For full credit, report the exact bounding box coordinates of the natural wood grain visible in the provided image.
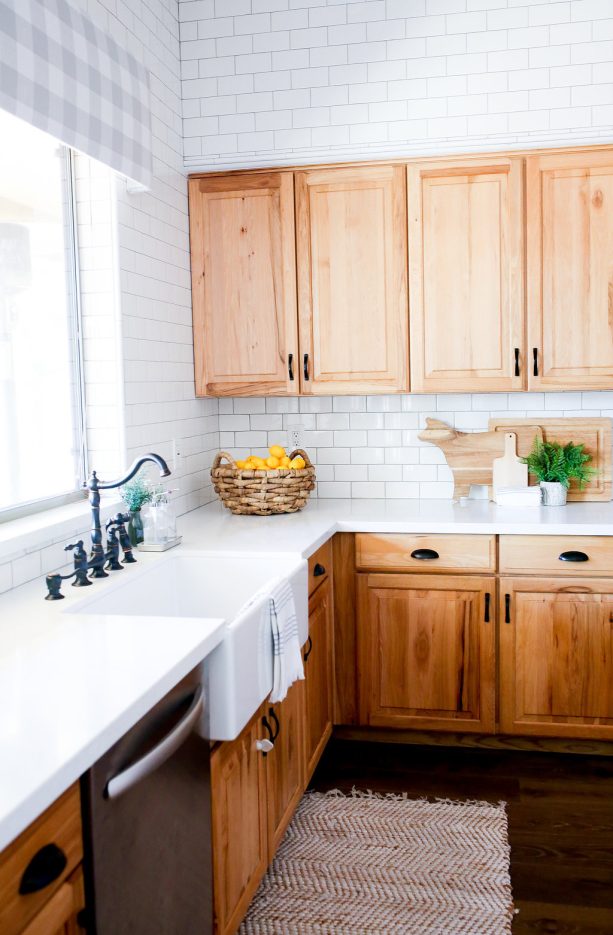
[489,418,612,502]
[189,172,298,397]
[500,577,613,739]
[527,150,613,390]
[493,433,528,492]
[357,573,496,732]
[332,533,358,726]
[500,535,613,577]
[307,539,332,597]
[418,418,507,498]
[295,164,409,394]
[265,682,305,856]
[355,532,497,573]
[0,784,82,935]
[408,156,525,392]
[303,578,334,783]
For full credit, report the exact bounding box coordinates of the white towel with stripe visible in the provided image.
[269,578,304,703]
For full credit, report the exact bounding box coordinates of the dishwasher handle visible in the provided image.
[105,686,204,800]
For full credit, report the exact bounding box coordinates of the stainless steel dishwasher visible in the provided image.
[82,667,212,935]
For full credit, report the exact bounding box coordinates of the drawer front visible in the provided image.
[308,539,332,595]
[499,535,613,576]
[355,534,496,574]
[0,784,82,935]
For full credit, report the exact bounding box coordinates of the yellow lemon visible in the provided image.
[289,456,306,470]
[235,459,246,469]
[269,444,286,459]
[266,455,280,469]
[253,457,266,469]
[280,456,291,468]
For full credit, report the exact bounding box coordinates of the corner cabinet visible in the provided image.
[408,157,524,393]
[526,150,613,389]
[295,164,409,394]
[188,173,298,397]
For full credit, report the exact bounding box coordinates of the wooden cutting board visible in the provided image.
[493,432,528,492]
[418,418,507,499]
[488,417,612,502]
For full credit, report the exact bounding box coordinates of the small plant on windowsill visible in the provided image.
[120,476,153,546]
[522,439,596,506]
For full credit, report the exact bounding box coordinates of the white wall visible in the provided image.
[179,0,613,171]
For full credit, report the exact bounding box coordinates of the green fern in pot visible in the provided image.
[522,439,596,506]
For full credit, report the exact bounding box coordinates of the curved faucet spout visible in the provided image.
[94,453,171,491]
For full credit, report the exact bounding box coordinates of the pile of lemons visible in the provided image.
[236,445,306,472]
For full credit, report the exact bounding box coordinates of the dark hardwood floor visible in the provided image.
[309,738,613,935]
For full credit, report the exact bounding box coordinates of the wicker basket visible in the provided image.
[211,449,316,516]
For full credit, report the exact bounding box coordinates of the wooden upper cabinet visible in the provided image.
[295,165,409,395]
[408,157,524,393]
[527,151,613,390]
[189,173,298,397]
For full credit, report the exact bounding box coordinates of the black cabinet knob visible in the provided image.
[313,563,326,577]
[410,548,439,561]
[559,550,589,563]
[19,843,67,894]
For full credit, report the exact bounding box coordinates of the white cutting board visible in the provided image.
[492,432,527,495]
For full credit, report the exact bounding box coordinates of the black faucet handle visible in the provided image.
[64,540,84,554]
[45,573,65,601]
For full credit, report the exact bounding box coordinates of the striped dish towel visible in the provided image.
[269,578,304,703]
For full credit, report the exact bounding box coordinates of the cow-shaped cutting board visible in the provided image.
[418,418,514,499]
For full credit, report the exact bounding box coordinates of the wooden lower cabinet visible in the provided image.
[500,577,613,739]
[303,578,334,782]
[20,867,85,935]
[357,573,496,732]
[265,682,305,855]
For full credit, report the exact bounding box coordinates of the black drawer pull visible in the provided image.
[288,353,294,381]
[533,347,539,377]
[559,550,589,563]
[303,353,310,380]
[267,707,280,741]
[504,593,511,624]
[410,548,439,561]
[484,592,491,623]
[304,635,313,663]
[514,347,520,377]
[313,563,326,577]
[19,843,67,894]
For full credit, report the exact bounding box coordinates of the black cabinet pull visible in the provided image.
[19,843,67,895]
[504,593,511,624]
[268,707,280,741]
[514,348,520,377]
[533,347,539,377]
[313,563,326,577]
[484,592,491,623]
[410,548,439,561]
[303,353,309,380]
[288,353,294,381]
[559,550,589,563]
[262,715,274,744]
[304,635,313,663]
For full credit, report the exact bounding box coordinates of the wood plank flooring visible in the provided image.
[309,739,613,934]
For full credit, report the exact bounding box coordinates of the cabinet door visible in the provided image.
[295,165,409,394]
[500,577,613,739]
[265,682,305,856]
[408,157,524,392]
[210,710,268,935]
[357,573,495,732]
[189,173,298,397]
[527,151,613,389]
[303,578,334,782]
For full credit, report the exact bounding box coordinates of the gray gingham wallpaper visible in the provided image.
[0,0,152,187]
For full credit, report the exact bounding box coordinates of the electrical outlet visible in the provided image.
[287,424,305,451]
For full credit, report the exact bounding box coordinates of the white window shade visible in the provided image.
[0,0,152,189]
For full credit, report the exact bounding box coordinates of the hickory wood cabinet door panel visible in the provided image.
[264,681,305,856]
[189,173,298,397]
[500,578,613,740]
[408,157,524,393]
[357,573,495,732]
[527,151,613,389]
[295,164,409,395]
[303,577,334,782]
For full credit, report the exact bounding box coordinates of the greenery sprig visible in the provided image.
[120,475,153,511]
[522,438,596,489]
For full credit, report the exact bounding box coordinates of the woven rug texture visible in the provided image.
[240,789,514,935]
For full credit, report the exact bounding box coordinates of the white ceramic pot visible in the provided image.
[540,481,568,506]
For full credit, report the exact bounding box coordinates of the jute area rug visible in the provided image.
[240,789,514,934]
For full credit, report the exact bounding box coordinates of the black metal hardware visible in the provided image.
[484,592,490,623]
[64,540,92,587]
[533,347,538,377]
[19,843,67,894]
[303,353,309,381]
[45,574,64,601]
[410,548,439,561]
[304,635,313,663]
[268,707,280,741]
[313,563,326,577]
[559,550,589,563]
[505,593,511,624]
[514,347,520,377]
[262,715,274,746]
[104,520,124,571]
[114,512,137,564]
[288,353,294,381]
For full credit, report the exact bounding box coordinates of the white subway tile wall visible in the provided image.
[217,392,613,500]
[179,0,613,170]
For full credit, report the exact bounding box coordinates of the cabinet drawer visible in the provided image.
[355,534,496,574]
[0,784,82,935]
[499,535,613,576]
[308,540,332,595]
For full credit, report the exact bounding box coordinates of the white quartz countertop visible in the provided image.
[2,495,613,851]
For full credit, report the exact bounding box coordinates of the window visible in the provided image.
[0,110,87,520]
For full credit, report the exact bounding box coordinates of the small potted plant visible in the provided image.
[120,475,153,545]
[522,439,596,506]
